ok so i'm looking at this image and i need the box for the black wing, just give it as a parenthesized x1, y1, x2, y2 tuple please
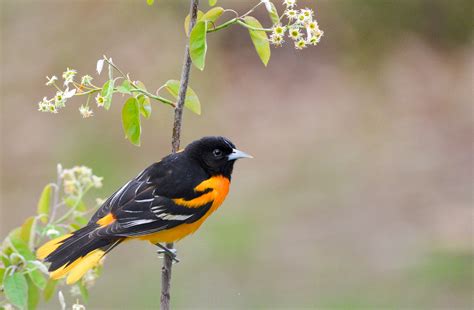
(89, 154, 211, 238)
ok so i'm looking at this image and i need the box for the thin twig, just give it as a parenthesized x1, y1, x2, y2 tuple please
(48, 164, 62, 224)
(160, 0, 199, 309)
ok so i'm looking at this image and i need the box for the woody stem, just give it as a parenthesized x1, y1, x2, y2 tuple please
(161, 0, 199, 309)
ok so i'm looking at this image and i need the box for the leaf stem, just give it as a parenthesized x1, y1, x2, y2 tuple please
(74, 89, 101, 96)
(48, 165, 62, 224)
(206, 15, 273, 34)
(104, 57, 128, 80)
(236, 19, 273, 31)
(101, 57, 176, 108)
(129, 88, 176, 107)
(207, 17, 238, 33)
(53, 185, 92, 225)
(241, 1, 263, 18)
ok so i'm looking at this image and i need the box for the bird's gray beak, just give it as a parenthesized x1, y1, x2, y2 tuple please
(227, 148, 253, 161)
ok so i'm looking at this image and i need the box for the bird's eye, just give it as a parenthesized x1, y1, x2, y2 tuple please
(213, 149, 223, 158)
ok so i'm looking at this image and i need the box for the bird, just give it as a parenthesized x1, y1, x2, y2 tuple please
(36, 136, 252, 285)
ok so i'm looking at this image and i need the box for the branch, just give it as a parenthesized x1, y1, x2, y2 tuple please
(160, 0, 199, 309)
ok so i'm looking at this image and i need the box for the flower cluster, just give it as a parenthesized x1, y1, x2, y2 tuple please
(37, 87, 76, 114)
(60, 165, 103, 196)
(38, 68, 99, 118)
(269, 0, 324, 49)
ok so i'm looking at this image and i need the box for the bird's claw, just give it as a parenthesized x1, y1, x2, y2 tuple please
(156, 244, 180, 263)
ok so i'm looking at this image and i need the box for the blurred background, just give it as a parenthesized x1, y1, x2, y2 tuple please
(1, 0, 472, 308)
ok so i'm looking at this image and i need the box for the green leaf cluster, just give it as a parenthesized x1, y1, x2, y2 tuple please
(1, 218, 51, 310)
(1, 167, 103, 309)
(185, 6, 272, 69)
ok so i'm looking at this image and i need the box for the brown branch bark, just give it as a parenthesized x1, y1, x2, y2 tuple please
(160, 0, 199, 309)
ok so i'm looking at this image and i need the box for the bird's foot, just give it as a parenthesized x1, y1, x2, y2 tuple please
(156, 243, 180, 263)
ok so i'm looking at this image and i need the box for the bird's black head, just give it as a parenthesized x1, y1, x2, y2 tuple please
(184, 136, 252, 178)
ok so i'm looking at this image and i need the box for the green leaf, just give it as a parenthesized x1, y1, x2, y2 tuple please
(184, 10, 204, 36)
(189, 20, 208, 71)
(20, 217, 34, 244)
(209, 0, 217, 6)
(134, 81, 147, 91)
(101, 79, 115, 110)
(137, 95, 152, 118)
(267, 2, 280, 25)
(69, 223, 82, 230)
(4, 272, 28, 310)
(1, 250, 12, 267)
(94, 262, 104, 277)
(27, 262, 46, 290)
(64, 196, 86, 212)
(146, 0, 154, 5)
(37, 184, 52, 224)
(101, 80, 110, 96)
(26, 275, 39, 310)
(116, 80, 132, 94)
(0, 268, 5, 287)
(27, 270, 46, 290)
(10, 234, 35, 261)
(164, 80, 201, 115)
(121, 97, 141, 146)
(74, 215, 88, 227)
(201, 7, 224, 24)
(78, 281, 89, 302)
(243, 16, 271, 66)
(43, 279, 58, 302)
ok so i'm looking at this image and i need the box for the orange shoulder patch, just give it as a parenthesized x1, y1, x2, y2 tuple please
(173, 175, 230, 208)
(96, 213, 116, 227)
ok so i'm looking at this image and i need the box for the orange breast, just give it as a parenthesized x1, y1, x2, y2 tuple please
(138, 175, 230, 244)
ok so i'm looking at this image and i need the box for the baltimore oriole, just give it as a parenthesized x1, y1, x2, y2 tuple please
(36, 136, 251, 284)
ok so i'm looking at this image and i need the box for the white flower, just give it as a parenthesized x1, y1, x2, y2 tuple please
(296, 12, 308, 24)
(269, 34, 284, 46)
(48, 103, 58, 113)
(295, 39, 307, 49)
(69, 285, 81, 297)
(301, 8, 314, 19)
(306, 20, 319, 33)
(77, 166, 92, 176)
(63, 180, 77, 194)
(288, 27, 302, 40)
(96, 59, 105, 75)
(38, 97, 50, 112)
(309, 29, 324, 45)
(62, 68, 77, 86)
(81, 75, 93, 86)
(72, 304, 86, 310)
(54, 91, 66, 108)
(61, 169, 75, 180)
(283, 0, 296, 8)
(79, 105, 93, 118)
(83, 269, 97, 287)
(314, 28, 324, 38)
(46, 76, 58, 86)
(95, 94, 105, 107)
(92, 175, 103, 188)
(272, 24, 286, 36)
(284, 9, 297, 21)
